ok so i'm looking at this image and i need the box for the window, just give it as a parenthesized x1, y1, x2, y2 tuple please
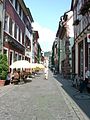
(18, 28, 20, 42)
(9, 18, 13, 35)
(20, 29, 22, 44)
(12, 21, 15, 37)
(16, 26, 19, 41)
(10, 51, 13, 65)
(9, 19, 15, 38)
(15, 0, 17, 11)
(14, 52, 18, 61)
(23, 13, 26, 23)
(13, 0, 15, 8)
(21, 9, 23, 20)
(17, 2, 19, 14)
(14, 24, 17, 38)
(14, 24, 19, 40)
(19, 5, 21, 17)
(18, 54, 21, 60)
(3, 49, 8, 57)
(10, 0, 16, 8)
(4, 14, 9, 32)
(22, 32, 24, 45)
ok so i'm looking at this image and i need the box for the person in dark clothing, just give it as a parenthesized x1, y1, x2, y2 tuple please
(79, 67, 90, 93)
(5, 72, 11, 85)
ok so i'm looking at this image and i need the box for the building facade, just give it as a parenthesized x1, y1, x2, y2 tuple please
(0, 0, 33, 66)
(71, 0, 90, 79)
(55, 11, 74, 78)
(33, 31, 43, 63)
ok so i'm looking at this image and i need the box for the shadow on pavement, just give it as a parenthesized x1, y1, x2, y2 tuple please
(53, 73, 90, 119)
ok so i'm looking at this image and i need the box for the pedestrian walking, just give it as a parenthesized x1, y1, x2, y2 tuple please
(44, 66, 48, 79)
(79, 67, 90, 93)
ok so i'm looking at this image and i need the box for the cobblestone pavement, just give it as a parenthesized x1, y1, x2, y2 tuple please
(54, 73, 90, 120)
(0, 70, 90, 120)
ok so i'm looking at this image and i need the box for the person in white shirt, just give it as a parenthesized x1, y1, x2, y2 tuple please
(44, 66, 48, 79)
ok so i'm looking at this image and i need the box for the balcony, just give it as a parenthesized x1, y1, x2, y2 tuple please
(4, 35, 25, 53)
(73, 19, 80, 26)
(79, 1, 90, 16)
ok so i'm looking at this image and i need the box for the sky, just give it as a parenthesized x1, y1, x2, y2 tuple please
(24, 0, 72, 52)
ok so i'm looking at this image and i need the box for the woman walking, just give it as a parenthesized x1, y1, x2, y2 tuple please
(44, 66, 48, 80)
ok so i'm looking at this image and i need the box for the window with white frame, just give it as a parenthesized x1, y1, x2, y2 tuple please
(9, 18, 15, 37)
(14, 24, 16, 38)
(21, 9, 23, 20)
(13, 0, 15, 8)
(17, 1, 19, 15)
(4, 13, 9, 32)
(12, 20, 15, 38)
(15, 0, 17, 11)
(16, 25, 19, 41)
(9, 18, 13, 35)
(14, 24, 19, 41)
(20, 29, 22, 44)
(10, 51, 13, 65)
(19, 5, 21, 17)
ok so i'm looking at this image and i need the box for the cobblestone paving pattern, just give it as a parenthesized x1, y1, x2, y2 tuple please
(0, 71, 88, 120)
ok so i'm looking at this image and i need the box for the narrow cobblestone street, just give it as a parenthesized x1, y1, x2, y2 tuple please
(0, 70, 90, 120)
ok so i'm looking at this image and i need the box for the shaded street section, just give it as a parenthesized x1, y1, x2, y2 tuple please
(0, 70, 90, 120)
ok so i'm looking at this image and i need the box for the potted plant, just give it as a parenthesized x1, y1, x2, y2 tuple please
(0, 53, 9, 86)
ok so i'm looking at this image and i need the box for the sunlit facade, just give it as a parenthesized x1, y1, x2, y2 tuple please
(0, 0, 33, 66)
(71, 0, 90, 79)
